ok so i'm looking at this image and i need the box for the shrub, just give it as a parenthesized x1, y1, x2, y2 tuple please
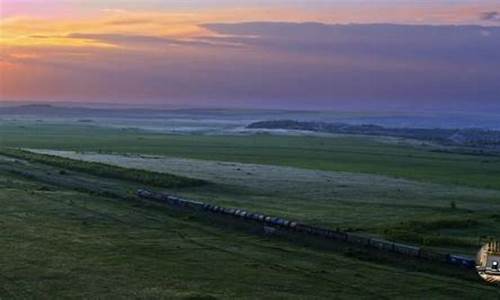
(450, 200, 457, 209)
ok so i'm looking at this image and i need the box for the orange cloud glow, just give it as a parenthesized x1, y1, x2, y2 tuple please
(2, 2, 500, 51)
(1, 1, 500, 107)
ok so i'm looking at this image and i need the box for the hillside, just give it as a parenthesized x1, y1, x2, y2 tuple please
(248, 120, 500, 149)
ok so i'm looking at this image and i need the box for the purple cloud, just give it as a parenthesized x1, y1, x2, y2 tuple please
(480, 11, 500, 22)
(7, 22, 500, 112)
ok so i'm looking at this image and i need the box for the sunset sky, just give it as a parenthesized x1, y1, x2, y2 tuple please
(1, 0, 500, 111)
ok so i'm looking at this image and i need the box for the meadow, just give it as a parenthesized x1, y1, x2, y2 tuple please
(0, 155, 499, 298)
(16, 147, 500, 253)
(1, 121, 500, 297)
(1, 122, 500, 190)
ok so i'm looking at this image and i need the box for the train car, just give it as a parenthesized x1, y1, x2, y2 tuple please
(248, 213, 258, 221)
(447, 254, 476, 269)
(174, 197, 183, 204)
(294, 223, 308, 233)
(191, 201, 205, 209)
(419, 248, 448, 262)
(149, 191, 162, 200)
(332, 231, 348, 241)
(309, 226, 325, 236)
(137, 189, 153, 199)
(274, 218, 285, 226)
(296, 224, 314, 234)
(318, 228, 329, 236)
(295, 224, 327, 236)
(321, 229, 333, 239)
(249, 213, 258, 221)
(167, 196, 179, 204)
(182, 199, 204, 209)
(137, 190, 205, 210)
(393, 243, 420, 257)
(324, 229, 346, 241)
(313, 228, 324, 236)
(346, 233, 371, 246)
(320, 229, 330, 237)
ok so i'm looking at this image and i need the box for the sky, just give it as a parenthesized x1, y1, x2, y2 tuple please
(1, 0, 500, 111)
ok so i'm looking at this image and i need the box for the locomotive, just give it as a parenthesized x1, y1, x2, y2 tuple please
(137, 189, 476, 269)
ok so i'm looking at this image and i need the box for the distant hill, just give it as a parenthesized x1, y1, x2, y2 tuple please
(0, 104, 303, 120)
(2, 104, 500, 132)
(247, 120, 500, 149)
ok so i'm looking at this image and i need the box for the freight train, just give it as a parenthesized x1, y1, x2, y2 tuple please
(137, 189, 476, 270)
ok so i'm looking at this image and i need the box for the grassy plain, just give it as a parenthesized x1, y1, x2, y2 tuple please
(1, 121, 500, 297)
(1, 122, 500, 190)
(0, 157, 499, 298)
(20, 148, 500, 254)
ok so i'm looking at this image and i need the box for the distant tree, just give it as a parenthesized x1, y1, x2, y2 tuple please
(450, 200, 457, 209)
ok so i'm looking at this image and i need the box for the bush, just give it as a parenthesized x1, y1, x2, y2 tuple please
(450, 200, 457, 209)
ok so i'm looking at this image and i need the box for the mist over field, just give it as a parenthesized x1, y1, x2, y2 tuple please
(2, 104, 500, 131)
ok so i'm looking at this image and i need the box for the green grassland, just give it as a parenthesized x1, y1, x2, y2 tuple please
(8, 147, 500, 255)
(1, 122, 500, 190)
(2, 122, 500, 249)
(0, 159, 499, 298)
(2, 121, 500, 297)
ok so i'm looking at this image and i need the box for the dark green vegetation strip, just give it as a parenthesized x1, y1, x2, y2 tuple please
(0, 148, 206, 188)
(2, 123, 500, 190)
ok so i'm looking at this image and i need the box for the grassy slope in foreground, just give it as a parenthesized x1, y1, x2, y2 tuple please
(0, 148, 205, 188)
(0, 167, 498, 298)
(1, 123, 500, 190)
(25, 149, 500, 253)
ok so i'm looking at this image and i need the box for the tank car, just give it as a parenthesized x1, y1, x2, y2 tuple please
(393, 243, 420, 257)
(346, 233, 371, 246)
(370, 238, 394, 251)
